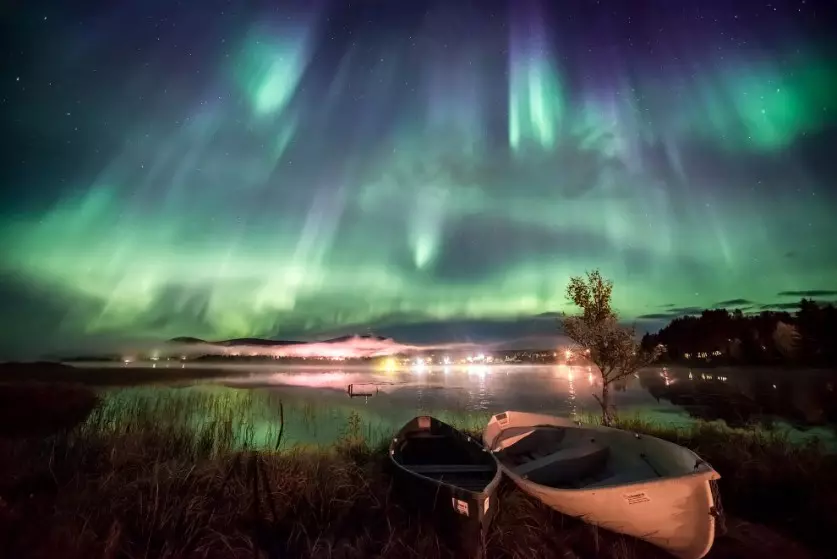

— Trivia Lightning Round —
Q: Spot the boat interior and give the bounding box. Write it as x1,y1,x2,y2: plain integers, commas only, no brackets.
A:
494,424,692,489
395,426,497,492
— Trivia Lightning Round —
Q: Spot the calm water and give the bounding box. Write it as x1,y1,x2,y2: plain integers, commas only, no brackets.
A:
86,362,837,449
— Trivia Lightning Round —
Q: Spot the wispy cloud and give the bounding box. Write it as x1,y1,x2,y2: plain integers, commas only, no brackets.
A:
637,306,703,320
713,298,753,307
669,306,704,315
759,302,804,310
777,290,837,297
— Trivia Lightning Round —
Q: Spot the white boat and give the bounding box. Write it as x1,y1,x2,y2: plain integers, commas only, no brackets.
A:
483,411,722,559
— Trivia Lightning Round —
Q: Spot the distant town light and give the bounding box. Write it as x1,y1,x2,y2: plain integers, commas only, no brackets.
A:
468,364,488,377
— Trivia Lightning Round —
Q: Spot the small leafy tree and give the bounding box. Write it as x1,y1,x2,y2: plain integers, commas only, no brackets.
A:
561,270,662,426
773,321,800,360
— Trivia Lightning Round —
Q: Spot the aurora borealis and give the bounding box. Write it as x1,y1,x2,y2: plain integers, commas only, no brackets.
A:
1,1,836,358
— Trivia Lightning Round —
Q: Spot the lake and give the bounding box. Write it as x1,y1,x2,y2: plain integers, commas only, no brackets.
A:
80,362,837,449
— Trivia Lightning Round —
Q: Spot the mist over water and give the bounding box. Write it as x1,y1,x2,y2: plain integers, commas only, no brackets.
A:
84,363,837,450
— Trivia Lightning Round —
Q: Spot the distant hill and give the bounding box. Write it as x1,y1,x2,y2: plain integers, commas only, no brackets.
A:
319,334,390,344
218,338,301,347
0,361,75,372
168,336,298,347
167,334,391,347
168,337,207,344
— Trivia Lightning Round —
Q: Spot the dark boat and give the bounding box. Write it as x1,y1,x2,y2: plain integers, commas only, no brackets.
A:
389,416,501,546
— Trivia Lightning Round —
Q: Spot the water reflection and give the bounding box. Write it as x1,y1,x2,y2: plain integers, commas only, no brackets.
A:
89,363,837,449
567,367,577,420
640,367,837,430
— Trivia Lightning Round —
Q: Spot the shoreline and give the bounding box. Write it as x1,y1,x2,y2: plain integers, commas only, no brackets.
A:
0,361,242,386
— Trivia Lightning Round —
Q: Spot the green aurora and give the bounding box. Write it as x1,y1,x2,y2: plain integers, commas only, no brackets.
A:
1,1,836,356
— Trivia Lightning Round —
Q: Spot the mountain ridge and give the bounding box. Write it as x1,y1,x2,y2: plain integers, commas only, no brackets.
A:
168,334,391,347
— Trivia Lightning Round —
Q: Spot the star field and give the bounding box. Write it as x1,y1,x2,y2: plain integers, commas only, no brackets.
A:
0,0,835,357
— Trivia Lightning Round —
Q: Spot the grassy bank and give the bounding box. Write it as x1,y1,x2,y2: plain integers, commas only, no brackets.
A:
0,383,833,558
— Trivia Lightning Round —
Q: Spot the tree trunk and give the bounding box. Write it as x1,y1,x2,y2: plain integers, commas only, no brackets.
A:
599,382,613,426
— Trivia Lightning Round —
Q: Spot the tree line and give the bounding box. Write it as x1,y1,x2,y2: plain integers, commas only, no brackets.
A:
560,271,836,425
640,299,837,367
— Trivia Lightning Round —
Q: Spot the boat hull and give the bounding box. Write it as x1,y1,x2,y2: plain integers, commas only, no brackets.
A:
484,411,720,559
390,416,501,549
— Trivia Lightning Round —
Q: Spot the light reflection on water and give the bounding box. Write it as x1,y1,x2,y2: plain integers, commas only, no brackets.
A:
91,363,837,449
222,364,612,415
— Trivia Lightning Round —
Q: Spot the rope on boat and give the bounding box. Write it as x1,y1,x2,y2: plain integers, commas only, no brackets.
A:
694,458,726,535
710,479,727,536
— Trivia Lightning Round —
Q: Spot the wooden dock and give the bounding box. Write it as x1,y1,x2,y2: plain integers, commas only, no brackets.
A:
347,383,379,398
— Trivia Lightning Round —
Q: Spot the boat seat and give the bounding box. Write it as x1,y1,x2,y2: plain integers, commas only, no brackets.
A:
513,441,609,486
409,464,495,474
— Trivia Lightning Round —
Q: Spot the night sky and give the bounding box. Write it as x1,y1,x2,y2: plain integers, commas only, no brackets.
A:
1,1,836,358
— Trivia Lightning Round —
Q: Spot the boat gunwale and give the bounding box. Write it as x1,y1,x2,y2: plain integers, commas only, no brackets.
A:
497,460,718,493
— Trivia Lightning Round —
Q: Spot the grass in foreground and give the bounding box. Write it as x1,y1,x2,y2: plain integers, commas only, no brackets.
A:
615,415,836,555
0,383,833,558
